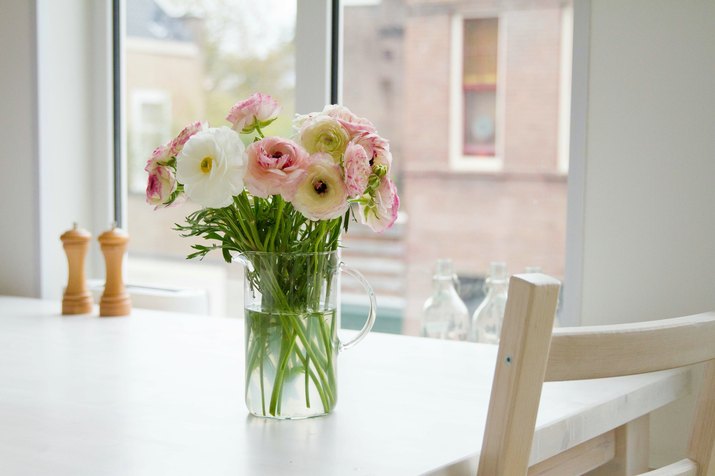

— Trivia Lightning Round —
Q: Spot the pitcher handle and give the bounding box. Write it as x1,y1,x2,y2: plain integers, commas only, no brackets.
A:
339,262,377,351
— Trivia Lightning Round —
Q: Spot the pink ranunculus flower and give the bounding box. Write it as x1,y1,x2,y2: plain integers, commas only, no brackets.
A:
291,153,349,221
168,121,207,157
245,137,308,200
343,141,371,197
292,111,318,132
373,145,393,171
293,105,377,140
145,144,171,173
353,131,392,170
358,178,400,233
322,104,377,136
226,93,281,133
146,163,178,208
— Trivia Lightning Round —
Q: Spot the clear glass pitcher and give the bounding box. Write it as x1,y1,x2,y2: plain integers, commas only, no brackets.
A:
236,250,376,419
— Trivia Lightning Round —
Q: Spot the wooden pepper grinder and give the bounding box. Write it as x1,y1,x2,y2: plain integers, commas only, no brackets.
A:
61,223,93,315
98,223,131,317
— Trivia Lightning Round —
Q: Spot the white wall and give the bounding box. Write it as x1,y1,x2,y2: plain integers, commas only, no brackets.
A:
0,0,113,299
566,0,715,465
576,0,715,325
0,1,41,297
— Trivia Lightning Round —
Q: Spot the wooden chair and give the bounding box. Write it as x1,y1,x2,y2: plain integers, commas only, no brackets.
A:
477,273,715,476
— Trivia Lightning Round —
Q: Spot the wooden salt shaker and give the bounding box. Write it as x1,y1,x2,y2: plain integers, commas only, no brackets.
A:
61,223,93,315
98,224,131,317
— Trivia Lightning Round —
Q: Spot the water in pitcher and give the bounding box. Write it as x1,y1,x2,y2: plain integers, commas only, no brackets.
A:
244,307,339,419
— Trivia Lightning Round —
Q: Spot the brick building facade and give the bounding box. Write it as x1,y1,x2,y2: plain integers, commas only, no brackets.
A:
343,0,572,333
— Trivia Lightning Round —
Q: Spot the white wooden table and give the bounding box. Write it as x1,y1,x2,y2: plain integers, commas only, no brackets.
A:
0,297,690,475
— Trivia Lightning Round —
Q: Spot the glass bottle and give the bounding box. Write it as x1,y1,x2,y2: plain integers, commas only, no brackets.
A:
470,262,508,344
421,259,469,341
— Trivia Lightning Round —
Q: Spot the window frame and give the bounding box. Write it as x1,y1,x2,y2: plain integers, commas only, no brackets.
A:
295,0,338,113
557,3,574,176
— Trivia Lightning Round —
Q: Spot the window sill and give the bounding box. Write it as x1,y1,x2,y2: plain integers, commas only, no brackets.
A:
403,168,568,183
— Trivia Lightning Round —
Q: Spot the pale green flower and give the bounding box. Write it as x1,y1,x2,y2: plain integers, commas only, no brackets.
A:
299,116,349,162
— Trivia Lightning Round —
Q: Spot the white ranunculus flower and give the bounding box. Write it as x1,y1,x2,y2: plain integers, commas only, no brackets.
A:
176,127,246,208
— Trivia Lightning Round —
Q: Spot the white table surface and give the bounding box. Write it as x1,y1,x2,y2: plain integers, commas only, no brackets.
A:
0,297,691,476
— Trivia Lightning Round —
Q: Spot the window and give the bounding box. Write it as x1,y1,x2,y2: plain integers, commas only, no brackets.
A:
116,0,572,335
463,18,499,158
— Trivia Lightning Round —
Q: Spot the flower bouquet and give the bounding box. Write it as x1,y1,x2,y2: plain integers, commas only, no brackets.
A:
145,93,399,418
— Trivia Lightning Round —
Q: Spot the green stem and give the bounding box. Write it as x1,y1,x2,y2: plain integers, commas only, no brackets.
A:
305,317,313,409
223,203,258,251
269,327,296,416
317,312,336,391
245,316,269,415
233,193,263,250
269,197,285,251
271,315,335,415
259,345,266,416
294,343,331,412
259,269,330,368
268,307,335,407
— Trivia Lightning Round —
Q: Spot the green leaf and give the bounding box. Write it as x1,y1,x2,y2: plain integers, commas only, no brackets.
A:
222,246,232,263
342,209,350,233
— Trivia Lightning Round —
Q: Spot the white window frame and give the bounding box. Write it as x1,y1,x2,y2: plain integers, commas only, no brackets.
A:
35,0,115,297
558,3,574,176
295,0,334,113
561,0,590,327
449,13,507,173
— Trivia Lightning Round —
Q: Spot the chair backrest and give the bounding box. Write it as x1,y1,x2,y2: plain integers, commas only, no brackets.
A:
477,273,715,476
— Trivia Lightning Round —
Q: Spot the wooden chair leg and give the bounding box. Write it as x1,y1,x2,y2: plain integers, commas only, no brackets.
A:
687,360,715,476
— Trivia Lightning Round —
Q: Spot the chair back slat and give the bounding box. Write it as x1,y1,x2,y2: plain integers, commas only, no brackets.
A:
477,274,561,475
545,312,715,381
477,273,715,476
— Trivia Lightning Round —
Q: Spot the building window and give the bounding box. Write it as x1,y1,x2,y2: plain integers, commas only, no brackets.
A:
463,18,498,158
450,14,504,172
129,90,171,194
